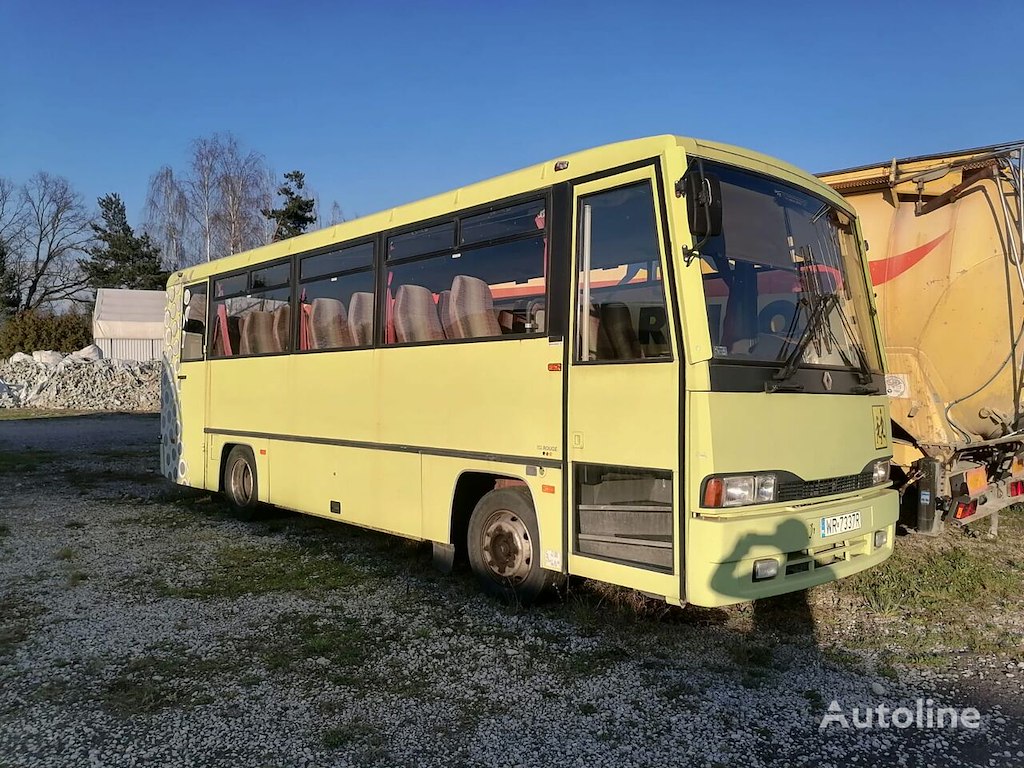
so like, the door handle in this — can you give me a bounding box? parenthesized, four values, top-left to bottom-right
(177, 375, 188, 380)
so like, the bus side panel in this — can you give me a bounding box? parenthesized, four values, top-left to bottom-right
(376, 339, 562, 463)
(205, 356, 294, 497)
(270, 440, 422, 537)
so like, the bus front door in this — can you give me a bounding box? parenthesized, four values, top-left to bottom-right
(567, 166, 682, 601)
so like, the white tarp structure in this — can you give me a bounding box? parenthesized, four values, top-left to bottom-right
(92, 288, 167, 362)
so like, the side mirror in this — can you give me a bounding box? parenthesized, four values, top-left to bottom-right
(685, 172, 723, 238)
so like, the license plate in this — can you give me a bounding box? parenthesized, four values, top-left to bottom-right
(820, 510, 862, 538)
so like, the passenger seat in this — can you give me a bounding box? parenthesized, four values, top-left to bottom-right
(450, 276, 502, 339)
(393, 285, 445, 343)
(309, 297, 352, 349)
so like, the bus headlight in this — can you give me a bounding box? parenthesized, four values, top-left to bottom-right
(703, 474, 777, 507)
(872, 459, 890, 485)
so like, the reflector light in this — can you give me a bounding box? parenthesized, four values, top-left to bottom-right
(1012, 481, 1024, 497)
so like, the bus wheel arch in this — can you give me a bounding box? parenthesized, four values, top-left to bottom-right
(466, 485, 553, 604)
(447, 472, 522, 564)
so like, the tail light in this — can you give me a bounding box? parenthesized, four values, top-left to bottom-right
(954, 499, 978, 520)
(1011, 481, 1024, 497)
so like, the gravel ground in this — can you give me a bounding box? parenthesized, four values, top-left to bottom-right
(1, 414, 1022, 768)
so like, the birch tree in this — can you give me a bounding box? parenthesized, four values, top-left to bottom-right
(217, 135, 271, 255)
(143, 133, 274, 266)
(142, 166, 190, 271)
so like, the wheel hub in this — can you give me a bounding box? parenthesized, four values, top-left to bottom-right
(230, 459, 253, 504)
(481, 510, 532, 583)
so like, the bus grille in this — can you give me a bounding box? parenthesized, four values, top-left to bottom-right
(777, 471, 874, 503)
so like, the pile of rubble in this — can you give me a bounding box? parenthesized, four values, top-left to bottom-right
(0, 346, 161, 412)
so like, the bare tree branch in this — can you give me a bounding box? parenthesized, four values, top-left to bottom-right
(13, 173, 93, 311)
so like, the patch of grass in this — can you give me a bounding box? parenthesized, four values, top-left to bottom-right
(55, 546, 76, 561)
(156, 543, 365, 599)
(64, 520, 85, 530)
(821, 648, 860, 669)
(0, 449, 59, 473)
(802, 689, 824, 708)
(0, 596, 45, 657)
(836, 528, 1021, 614)
(817, 512, 1024, 667)
(66, 570, 88, 588)
(93, 447, 153, 460)
(727, 641, 774, 669)
(322, 720, 381, 750)
(102, 645, 242, 715)
(0, 523, 9, 538)
(255, 611, 372, 675)
(63, 467, 164, 490)
(0, 409, 97, 421)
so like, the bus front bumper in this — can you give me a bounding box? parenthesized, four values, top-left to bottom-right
(684, 487, 899, 608)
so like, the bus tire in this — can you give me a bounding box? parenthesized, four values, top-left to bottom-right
(223, 445, 259, 511)
(467, 486, 552, 604)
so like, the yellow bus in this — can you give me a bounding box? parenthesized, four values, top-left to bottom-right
(160, 135, 898, 607)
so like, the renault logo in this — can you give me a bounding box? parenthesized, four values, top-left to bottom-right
(823, 371, 833, 391)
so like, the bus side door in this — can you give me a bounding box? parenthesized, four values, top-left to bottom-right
(174, 281, 209, 489)
(567, 165, 682, 601)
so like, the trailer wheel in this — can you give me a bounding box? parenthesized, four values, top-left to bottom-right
(223, 445, 259, 511)
(467, 487, 552, 604)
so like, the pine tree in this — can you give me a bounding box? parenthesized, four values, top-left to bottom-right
(262, 170, 316, 241)
(83, 193, 167, 291)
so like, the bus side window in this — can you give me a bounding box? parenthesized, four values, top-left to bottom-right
(181, 283, 207, 362)
(577, 183, 670, 362)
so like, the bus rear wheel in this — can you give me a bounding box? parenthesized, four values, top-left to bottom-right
(223, 445, 259, 511)
(467, 487, 552, 604)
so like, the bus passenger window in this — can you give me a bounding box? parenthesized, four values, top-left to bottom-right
(577, 182, 671, 362)
(298, 243, 375, 351)
(181, 283, 207, 362)
(384, 201, 547, 344)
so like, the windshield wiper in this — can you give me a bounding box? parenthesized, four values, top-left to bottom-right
(830, 297, 879, 393)
(767, 293, 837, 393)
(768, 292, 880, 394)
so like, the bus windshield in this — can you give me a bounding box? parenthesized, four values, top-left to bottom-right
(697, 161, 881, 374)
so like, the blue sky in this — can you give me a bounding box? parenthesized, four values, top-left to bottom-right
(2, 0, 1020, 225)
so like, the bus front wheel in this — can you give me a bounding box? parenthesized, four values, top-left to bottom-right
(223, 445, 259, 511)
(467, 487, 552, 604)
